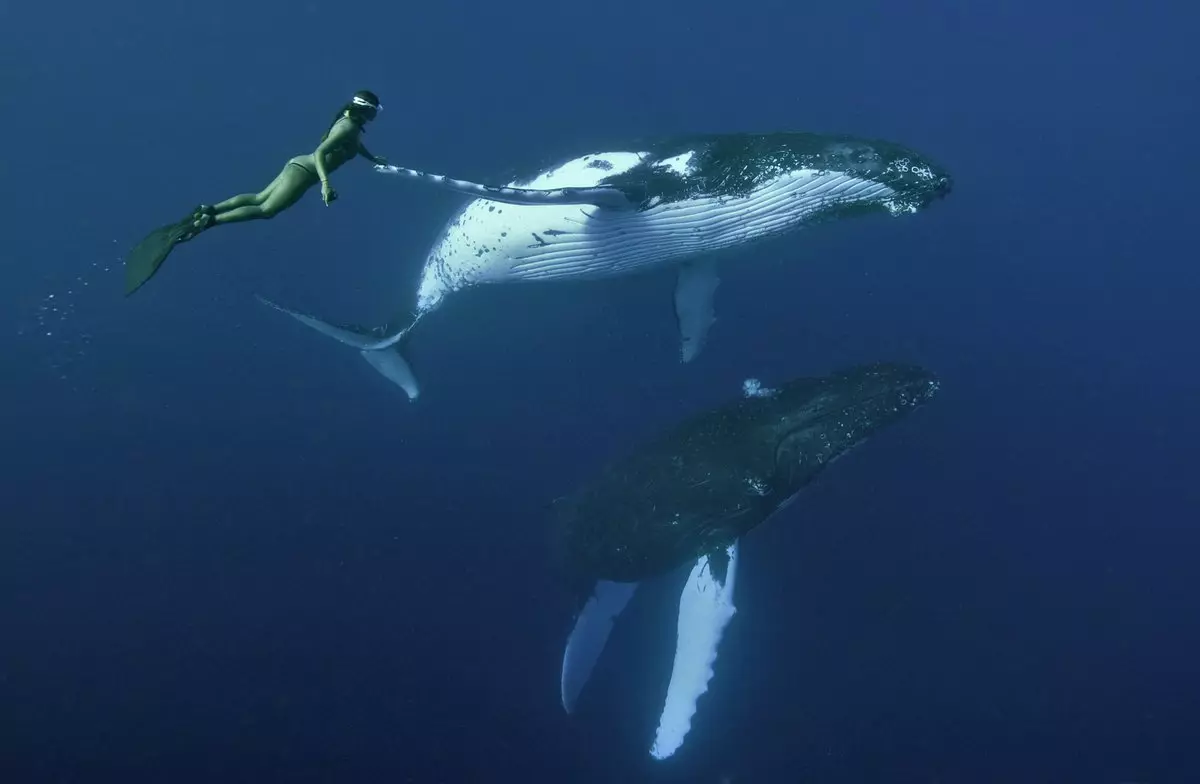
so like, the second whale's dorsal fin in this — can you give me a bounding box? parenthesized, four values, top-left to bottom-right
(375, 163, 636, 210)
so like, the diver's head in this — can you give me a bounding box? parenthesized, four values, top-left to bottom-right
(347, 90, 382, 123)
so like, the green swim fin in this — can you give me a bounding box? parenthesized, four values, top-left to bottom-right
(123, 216, 198, 297)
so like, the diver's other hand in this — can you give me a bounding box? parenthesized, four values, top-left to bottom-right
(321, 182, 338, 206)
(373, 155, 389, 167)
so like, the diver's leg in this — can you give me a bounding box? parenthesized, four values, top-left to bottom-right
(208, 166, 292, 215)
(209, 202, 268, 225)
(257, 166, 317, 215)
(210, 193, 260, 212)
(212, 165, 315, 226)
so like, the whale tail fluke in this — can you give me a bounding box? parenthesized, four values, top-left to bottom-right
(256, 295, 421, 401)
(359, 343, 419, 401)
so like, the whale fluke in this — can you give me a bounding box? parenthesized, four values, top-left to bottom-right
(257, 295, 421, 400)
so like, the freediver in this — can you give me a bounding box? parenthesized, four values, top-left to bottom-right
(124, 90, 387, 296)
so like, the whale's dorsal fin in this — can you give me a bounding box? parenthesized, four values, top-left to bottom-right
(375, 163, 636, 210)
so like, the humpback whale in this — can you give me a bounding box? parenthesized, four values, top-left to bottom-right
(553, 362, 940, 759)
(259, 132, 952, 400)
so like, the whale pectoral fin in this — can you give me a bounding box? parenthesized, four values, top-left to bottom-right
(561, 580, 639, 714)
(375, 164, 636, 209)
(257, 295, 421, 401)
(650, 541, 739, 761)
(674, 259, 720, 363)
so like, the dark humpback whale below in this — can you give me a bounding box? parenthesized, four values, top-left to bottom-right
(259, 132, 952, 401)
(552, 362, 941, 759)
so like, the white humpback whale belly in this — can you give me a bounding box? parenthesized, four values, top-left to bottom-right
(414, 151, 645, 310)
(415, 148, 900, 312)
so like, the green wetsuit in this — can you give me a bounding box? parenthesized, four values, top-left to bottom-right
(205, 114, 383, 226)
(124, 112, 386, 296)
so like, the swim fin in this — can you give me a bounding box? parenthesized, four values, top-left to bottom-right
(123, 215, 198, 297)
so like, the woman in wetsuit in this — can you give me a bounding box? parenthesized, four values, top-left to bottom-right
(125, 90, 387, 295)
(188, 90, 387, 234)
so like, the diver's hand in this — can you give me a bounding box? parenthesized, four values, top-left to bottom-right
(373, 155, 388, 167)
(321, 182, 338, 206)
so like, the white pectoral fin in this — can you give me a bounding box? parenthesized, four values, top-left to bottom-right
(561, 580, 639, 714)
(375, 163, 635, 209)
(674, 259, 720, 363)
(650, 541, 739, 761)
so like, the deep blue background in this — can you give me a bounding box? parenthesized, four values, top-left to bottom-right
(2, 1, 1197, 781)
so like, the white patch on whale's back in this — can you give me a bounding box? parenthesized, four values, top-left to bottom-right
(655, 151, 695, 177)
(414, 154, 897, 313)
(516, 151, 647, 189)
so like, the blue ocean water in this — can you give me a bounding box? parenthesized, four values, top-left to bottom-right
(2, 0, 1197, 781)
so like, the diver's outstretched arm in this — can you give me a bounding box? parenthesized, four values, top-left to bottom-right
(358, 141, 386, 166)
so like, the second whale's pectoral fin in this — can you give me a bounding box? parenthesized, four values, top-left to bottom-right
(375, 164, 636, 210)
(561, 580, 639, 714)
(650, 541, 739, 761)
(674, 259, 720, 363)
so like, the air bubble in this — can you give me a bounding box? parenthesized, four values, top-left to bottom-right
(23, 248, 122, 379)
